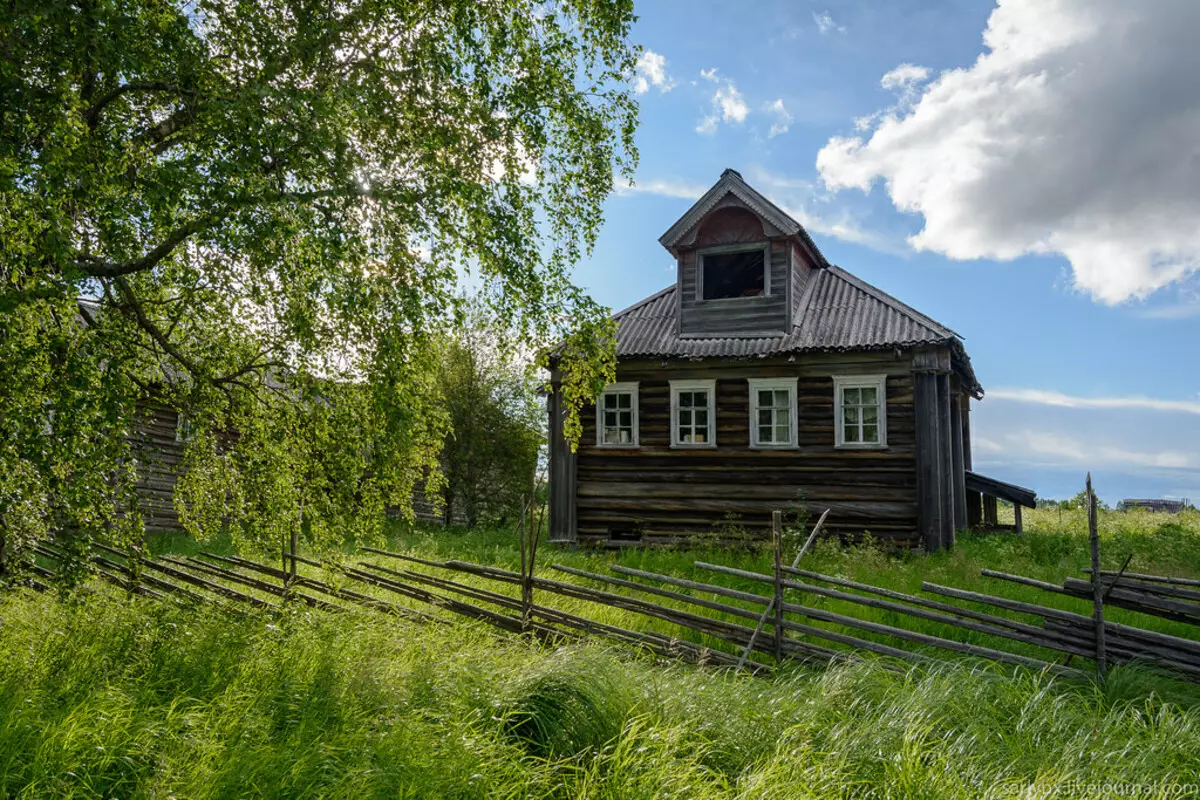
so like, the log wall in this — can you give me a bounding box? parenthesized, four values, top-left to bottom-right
(127, 403, 185, 531)
(573, 352, 921, 547)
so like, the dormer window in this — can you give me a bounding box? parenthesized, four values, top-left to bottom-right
(699, 244, 769, 300)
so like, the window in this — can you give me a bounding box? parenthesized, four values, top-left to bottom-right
(699, 245, 769, 300)
(670, 380, 716, 447)
(748, 378, 798, 448)
(175, 413, 195, 443)
(834, 375, 887, 448)
(596, 382, 639, 447)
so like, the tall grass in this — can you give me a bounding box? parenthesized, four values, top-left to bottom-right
(3, 582, 1200, 798)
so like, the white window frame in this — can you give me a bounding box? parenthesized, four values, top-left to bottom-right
(595, 382, 639, 448)
(833, 375, 888, 449)
(175, 412, 194, 443)
(669, 379, 717, 448)
(696, 243, 771, 301)
(748, 377, 798, 449)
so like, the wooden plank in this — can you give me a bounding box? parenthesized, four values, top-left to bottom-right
(913, 371, 942, 551)
(950, 393, 967, 533)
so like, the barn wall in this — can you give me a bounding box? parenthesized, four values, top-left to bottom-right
(128, 403, 186, 531)
(574, 352, 920, 546)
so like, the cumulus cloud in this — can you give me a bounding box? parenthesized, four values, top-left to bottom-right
(696, 69, 749, 134)
(879, 64, 929, 90)
(632, 50, 674, 95)
(816, 0, 1200, 304)
(812, 11, 845, 35)
(764, 99, 793, 138)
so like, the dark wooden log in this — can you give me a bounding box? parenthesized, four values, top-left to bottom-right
(1061, 578, 1200, 626)
(950, 393, 967, 533)
(913, 370, 942, 551)
(1085, 569, 1200, 588)
(698, 562, 1098, 663)
(926, 580, 1200, 655)
(936, 372, 955, 548)
(1087, 476, 1107, 680)
(983, 494, 998, 527)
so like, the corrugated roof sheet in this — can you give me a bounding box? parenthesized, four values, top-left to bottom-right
(613, 266, 960, 359)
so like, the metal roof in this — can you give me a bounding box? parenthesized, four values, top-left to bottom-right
(615, 266, 957, 357)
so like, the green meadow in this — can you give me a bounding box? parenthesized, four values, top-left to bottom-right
(3, 507, 1200, 798)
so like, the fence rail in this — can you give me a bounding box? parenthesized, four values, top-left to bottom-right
(21, 477, 1200, 684)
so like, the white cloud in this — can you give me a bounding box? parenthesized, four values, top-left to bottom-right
(879, 63, 929, 90)
(614, 177, 710, 200)
(746, 168, 902, 253)
(816, 0, 1200, 304)
(988, 388, 1200, 417)
(764, 99, 793, 138)
(696, 70, 749, 135)
(633, 50, 674, 95)
(813, 10, 845, 35)
(996, 430, 1194, 471)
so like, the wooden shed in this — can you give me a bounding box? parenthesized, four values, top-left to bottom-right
(547, 169, 1035, 550)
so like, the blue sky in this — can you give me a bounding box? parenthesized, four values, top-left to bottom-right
(572, 0, 1200, 504)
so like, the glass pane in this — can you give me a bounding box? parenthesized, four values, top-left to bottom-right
(679, 392, 693, 408)
(844, 424, 860, 443)
(758, 425, 772, 442)
(679, 409, 692, 426)
(862, 424, 879, 443)
(603, 410, 615, 427)
(776, 422, 790, 442)
(862, 406, 878, 424)
(604, 427, 619, 443)
(860, 387, 877, 405)
(773, 390, 789, 407)
(844, 406, 859, 425)
(695, 409, 707, 427)
(678, 427, 689, 443)
(619, 411, 631, 428)
(618, 393, 631, 409)
(758, 409, 772, 426)
(758, 389, 773, 406)
(602, 394, 615, 411)
(843, 387, 860, 405)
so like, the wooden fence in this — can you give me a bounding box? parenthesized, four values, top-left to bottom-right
(22, 475, 1200, 684)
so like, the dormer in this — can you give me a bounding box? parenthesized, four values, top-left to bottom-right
(659, 169, 829, 338)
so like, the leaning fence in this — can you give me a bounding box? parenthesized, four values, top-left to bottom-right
(22, 474, 1200, 684)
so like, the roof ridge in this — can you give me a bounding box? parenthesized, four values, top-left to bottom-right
(611, 284, 675, 320)
(826, 265, 962, 340)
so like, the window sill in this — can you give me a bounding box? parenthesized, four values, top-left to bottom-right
(834, 443, 889, 451)
(670, 442, 717, 450)
(750, 443, 799, 450)
(595, 443, 639, 450)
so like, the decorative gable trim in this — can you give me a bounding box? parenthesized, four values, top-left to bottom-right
(660, 169, 802, 252)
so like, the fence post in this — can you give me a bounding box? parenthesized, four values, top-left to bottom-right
(772, 511, 784, 664)
(1087, 473, 1107, 681)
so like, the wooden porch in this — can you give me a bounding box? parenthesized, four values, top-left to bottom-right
(965, 470, 1037, 533)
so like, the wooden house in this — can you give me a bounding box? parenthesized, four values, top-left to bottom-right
(546, 169, 1035, 550)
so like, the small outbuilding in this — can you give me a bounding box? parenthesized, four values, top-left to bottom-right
(547, 169, 1035, 550)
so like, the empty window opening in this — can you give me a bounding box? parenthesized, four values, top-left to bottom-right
(701, 247, 767, 299)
